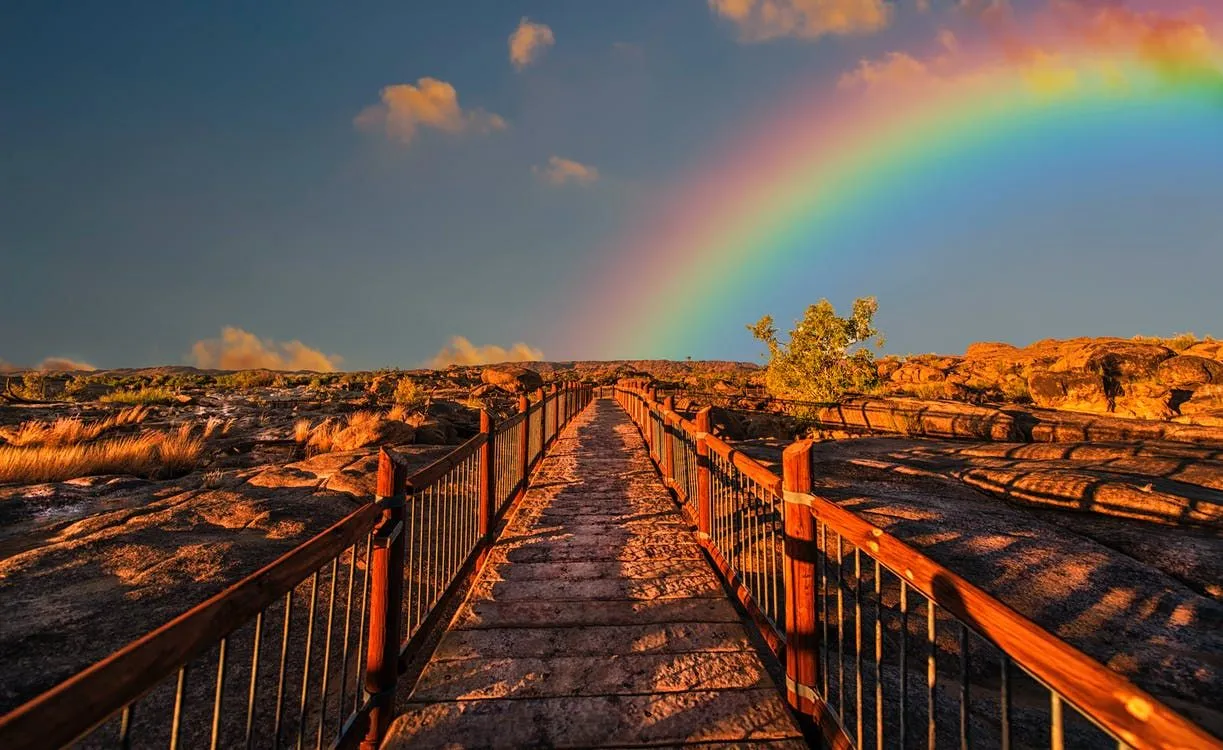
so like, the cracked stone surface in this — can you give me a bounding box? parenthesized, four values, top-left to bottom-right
(383, 399, 805, 749)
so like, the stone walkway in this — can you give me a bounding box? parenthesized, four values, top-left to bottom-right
(382, 398, 806, 749)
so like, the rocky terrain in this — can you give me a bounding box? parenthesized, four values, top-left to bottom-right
(2, 338, 1222, 732)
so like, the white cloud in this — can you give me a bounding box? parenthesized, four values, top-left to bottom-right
(428, 337, 544, 368)
(509, 18, 555, 70)
(190, 327, 340, 371)
(709, 0, 891, 42)
(354, 77, 506, 145)
(533, 156, 600, 186)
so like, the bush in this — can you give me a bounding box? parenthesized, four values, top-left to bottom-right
(214, 370, 278, 390)
(100, 387, 179, 405)
(393, 378, 428, 410)
(0, 425, 203, 483)
(748, 297, 883, 403)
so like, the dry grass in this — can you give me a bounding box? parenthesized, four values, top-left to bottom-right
(293, 418, 312, 444)
(202, 416, 236, 440)
(0, 425, 203, 484)
(393, 378, 428, 409)
(0, 406, 150, 448)
(100, 387, 179, 405)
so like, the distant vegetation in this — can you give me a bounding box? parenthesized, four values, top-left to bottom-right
(749, 296, 883, 403)
(99, 387, 179, 405)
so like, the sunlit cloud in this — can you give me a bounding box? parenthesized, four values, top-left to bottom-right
(533, 156, 600, 186)
(38, 357, 97, 372)
(190, 327, 340, 371)
(509, 17, 555, 70)
(709, 0, 891, 42)
(354, 77, 506, 145)
(428, 336, 544, 368)
(837, 5, 1223, 97)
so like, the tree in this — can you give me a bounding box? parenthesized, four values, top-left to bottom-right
(748, 296, 883, 402)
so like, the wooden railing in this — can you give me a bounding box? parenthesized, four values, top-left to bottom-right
(614, 381, 1221, 750)
(0, 383, 593, 750)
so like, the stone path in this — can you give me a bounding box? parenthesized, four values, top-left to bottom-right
(382, 398, 806, 749)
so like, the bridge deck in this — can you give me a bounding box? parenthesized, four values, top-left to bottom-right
(382, 398, 805, 748)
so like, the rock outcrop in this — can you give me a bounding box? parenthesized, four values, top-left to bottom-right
(480, 366, 543, 394)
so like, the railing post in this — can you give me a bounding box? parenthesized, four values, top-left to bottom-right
(662, 396, 676, 481)
(517, 393, 529, 499)
(362, 449, 407, 750)
(548, 384, 559, 444)
(782, 440, 819, 718)
(695, 407, 712, 542)
(479, 410, 495, 541)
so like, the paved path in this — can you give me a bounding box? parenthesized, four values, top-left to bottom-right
(383, 398, 805, 749)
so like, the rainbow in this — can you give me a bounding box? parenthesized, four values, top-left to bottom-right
(559, 6, 1223, 360)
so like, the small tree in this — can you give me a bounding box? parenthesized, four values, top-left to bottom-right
(748, 296, 883, 402)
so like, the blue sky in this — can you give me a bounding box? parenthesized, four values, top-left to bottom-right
(2, 1, 1221, 370)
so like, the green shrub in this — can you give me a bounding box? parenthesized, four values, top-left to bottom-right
(748, 297, 884, 403)
(393, 378, 428, 409)
(100, 387, 179, 405)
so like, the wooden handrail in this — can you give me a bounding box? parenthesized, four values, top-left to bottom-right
(616, 385, 1220, 750)
(0, 502, 382, 750)
(795, 480, 1220, 750)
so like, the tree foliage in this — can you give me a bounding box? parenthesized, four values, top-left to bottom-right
(748, 297, 883, 402)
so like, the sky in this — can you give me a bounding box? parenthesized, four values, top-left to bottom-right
(2, 0, 1221, 371)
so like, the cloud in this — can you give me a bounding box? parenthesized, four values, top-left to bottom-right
(709, 0, 891, 42)
(0, 359, 19, 373)
(916, 0, 930, 12)
(509, 17, 555, 70)
(354, 78, 506, 145)
(428, 337, 544, 368)
(957, 0, 1011, 23)
(37, 357, 97, 372)
(838, 5, 1222, 97)
(190, 327, 340, 371)
(533, 156, 600, 186)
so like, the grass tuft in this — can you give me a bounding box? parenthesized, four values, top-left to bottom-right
(0, 428, 203, 484)
(100, 387, 179, 405)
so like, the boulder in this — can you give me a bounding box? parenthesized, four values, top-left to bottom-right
(875, 358, 902, 381)
(1028, 371, 1108, 412)
(890, 363, 946, 384)
(1183, 341, 1223, 361)
(963, 341, 1020, 360)
(1110, 380, 1174, 421)
(1051, 341, 1174, 379)
(330, 419, 416, 452)
(1156, 356, 1223, 389)
(480, 366, 543, 394)
(1179, 384, 1223, 416)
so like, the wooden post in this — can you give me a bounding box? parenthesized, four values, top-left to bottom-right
(362, 449, 407, 749)
(661, 397, 676, 483)
(695, 407, 712, 542)
(782, 440, 819, 718)
(548, 384, 559, 444)
(479, 410, 495, 539)
(517, 394, 529, 500)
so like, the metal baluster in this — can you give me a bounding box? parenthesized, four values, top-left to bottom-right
(837, 534, 845, 715)
(856, 548, 864, 745)
(295, 572, 320, 749)
(316, 559, 339, 749)
(210, 637, 228, 750)
(875, 560, 883, 750)
(352, 537, 371, 715)
(1051, 693, 1065, 750)
(337, 546, 357, 729)
(118, 704, 134, 750)
(1000, 654, 1011, 750)
(274, 591, 293, 748)
(900, 580, 908, 749)
(169, 666, 189, 750)
(928, 599, 937, 750)
(245, 611, 265, 748)
(821, 523, 829, 700)
(960, 623, 970, 750)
